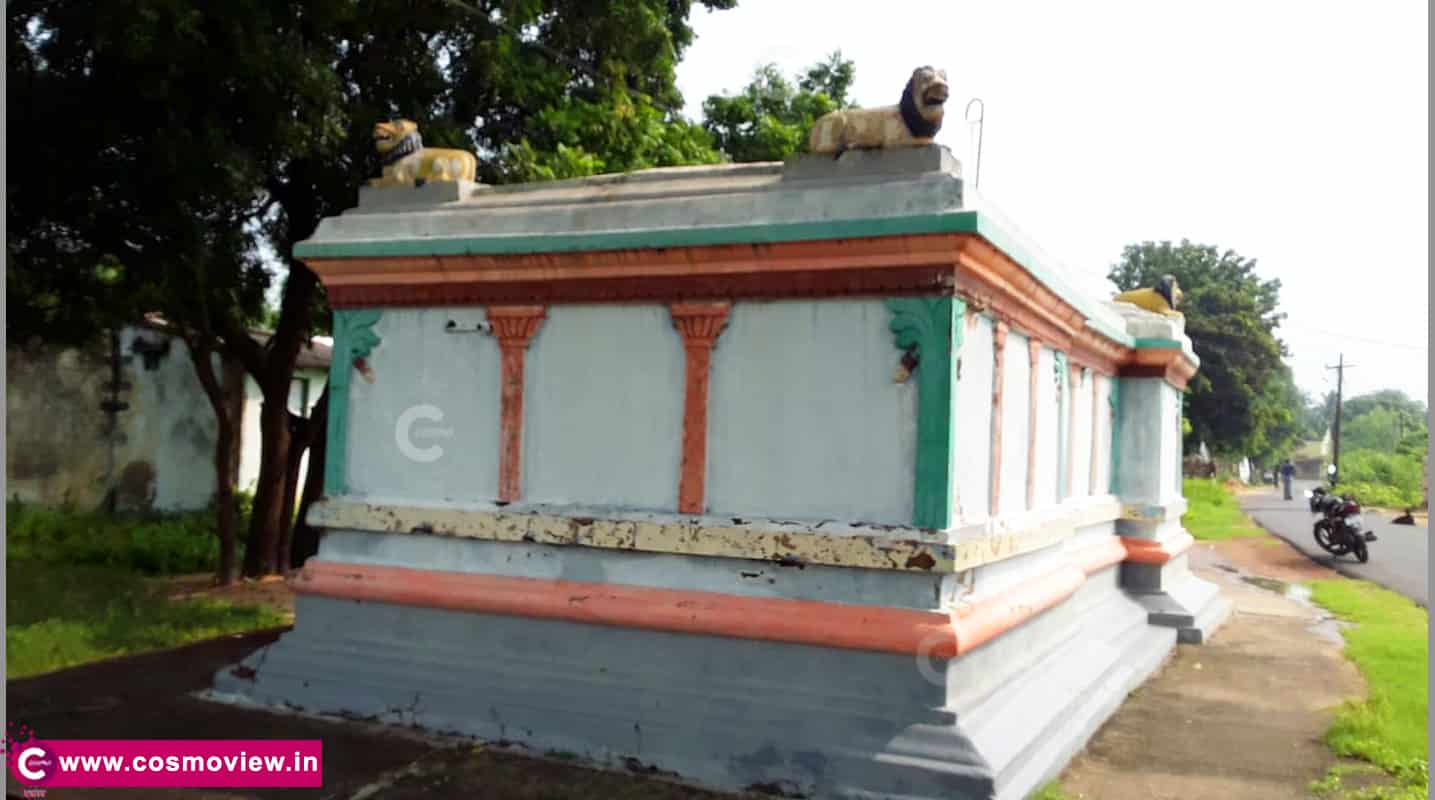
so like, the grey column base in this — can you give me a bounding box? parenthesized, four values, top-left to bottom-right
(212, 595, 994, 800)
(207, 580, 1177, 800)
(959, 593, 1176, 800)
(1123, 558, 1233, 644)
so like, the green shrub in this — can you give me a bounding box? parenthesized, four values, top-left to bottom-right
(1182, 478, 1265, 540)
(1337, 450, 1425, 508)
(8, 561, 286, 679)
(6, 501, 237, 576)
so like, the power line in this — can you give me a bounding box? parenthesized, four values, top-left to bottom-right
(1281, 322, 1429, 352)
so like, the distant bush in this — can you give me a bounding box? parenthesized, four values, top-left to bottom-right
(6, 501, 243, 576)
(1337, 450, 1425, 508)
(1337, 482, 1422, 511)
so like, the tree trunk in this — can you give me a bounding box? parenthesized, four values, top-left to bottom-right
(242, 389, 293, 577)
(276, 410, 309, 575)
(185, 336, 240, 586)
(290, 386, 330, 569)
(234, 170, 325, 578)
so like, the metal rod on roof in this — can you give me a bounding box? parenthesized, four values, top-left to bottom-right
(964, 98, 985, 190)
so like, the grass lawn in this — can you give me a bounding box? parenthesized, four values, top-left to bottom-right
(7, 561, 288, 680)
(1181, 478, 1266, 540)
(1307, 578, 1429, 798)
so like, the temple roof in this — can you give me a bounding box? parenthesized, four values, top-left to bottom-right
(296, 145, 1193, 356)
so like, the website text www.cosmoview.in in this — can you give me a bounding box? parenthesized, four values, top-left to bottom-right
(8, 739, 323, 789)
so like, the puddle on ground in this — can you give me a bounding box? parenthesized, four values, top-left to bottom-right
(1239, 576, 1348, 644)
(1241, 576, 1289, 594)
(1240, 575, 1316, 603)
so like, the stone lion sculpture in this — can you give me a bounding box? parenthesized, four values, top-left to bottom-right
(369, 119, 478, 187)
(807, 66, 950, 155)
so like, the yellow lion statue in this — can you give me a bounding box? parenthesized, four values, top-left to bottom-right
(1113, 274, 1185, 318)
(808, 66, 950, 155)
(369, 119, 478, 187)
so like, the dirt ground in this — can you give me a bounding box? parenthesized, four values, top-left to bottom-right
(1056, 535, 1367, 800)
(157, 573, 297, 620)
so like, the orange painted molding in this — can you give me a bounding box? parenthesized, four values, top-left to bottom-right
(990, 321, 1009, 516)
(291, 537, 1148, 660)
(487, 305, 547, 502)
(670, 302, 732, 514)
(1120, 532, 1195, 565)
(951, 564, 1085, 656)
(294, 559, 960, 658)
(1026, 338, 1041, 511)
(1073, 536, 1130, 575)
(307, 231, 1143, 377)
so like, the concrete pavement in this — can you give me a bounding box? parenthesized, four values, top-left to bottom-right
(1057, 539, 1366, 800)
(1240, 480, 1429, 608)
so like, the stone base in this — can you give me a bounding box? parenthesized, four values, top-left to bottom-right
(1123, 555, 1233, 644)
(209, 563, 1178, 800)
(354, 179, 483, 212)
(782, 143, 962, 182)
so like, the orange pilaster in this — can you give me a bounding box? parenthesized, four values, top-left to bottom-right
(990, 321, 1009, 516)
(1026, 338, 1041, 510)
(1089, 372, 1101, 496)
(487, 305, 547, 503)
(1067, 363, 1079, 500)
(670, 302, 731, 515)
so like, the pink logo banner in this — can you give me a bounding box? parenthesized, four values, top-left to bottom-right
(7, 739, 323, 788)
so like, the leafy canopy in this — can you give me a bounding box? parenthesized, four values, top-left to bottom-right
(7, 0, 738, 574)
(7, 0, 739, 346)
(701, 51, 856, 163)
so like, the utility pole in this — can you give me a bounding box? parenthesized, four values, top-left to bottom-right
(1326, 354, 1354, 485)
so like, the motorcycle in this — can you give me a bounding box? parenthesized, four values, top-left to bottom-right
(1304, 487, 1378, 563)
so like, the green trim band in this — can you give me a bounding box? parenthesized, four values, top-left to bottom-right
(295, 208, 1138, 350)
(323, 309, 384, 497)
(887, 296, 964, 530)
(296, 212, 982, 259)
(1133, 336, 1199, 367)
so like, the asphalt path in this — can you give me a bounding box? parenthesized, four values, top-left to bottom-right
(1239, 480, 1428, 608)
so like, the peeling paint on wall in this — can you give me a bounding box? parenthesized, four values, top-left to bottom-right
(306, 496, 1124, 575)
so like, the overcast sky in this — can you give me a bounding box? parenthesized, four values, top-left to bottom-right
(674, 0, 1429, 406)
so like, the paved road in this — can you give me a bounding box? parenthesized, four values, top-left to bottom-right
(1240, 480, 1428, 608)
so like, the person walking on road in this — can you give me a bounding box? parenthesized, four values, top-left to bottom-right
(1280, 458, 1296, 500)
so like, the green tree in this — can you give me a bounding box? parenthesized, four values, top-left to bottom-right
(1108, 240, 1292, 463)
(1342, 389, 1427, 428)
(701, 51, 857, 163)
(7, 0, 735, 580)
(1339, 392, 1428, 456)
